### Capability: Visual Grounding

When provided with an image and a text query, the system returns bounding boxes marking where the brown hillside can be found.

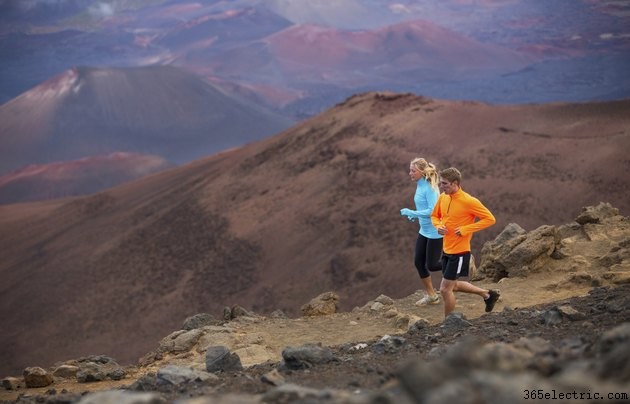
[0,152,172,204]
[0,92,628,377]
[0,203,628,402]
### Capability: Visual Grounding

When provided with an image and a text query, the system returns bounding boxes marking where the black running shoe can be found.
[484,289,500,312]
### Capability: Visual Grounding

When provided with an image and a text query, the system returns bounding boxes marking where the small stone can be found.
[557,305,586,321]
[2,377,23,390]
[23,367,54,388]
[205,346,243,372]
[261,369,285,386]
[53,365,80,379]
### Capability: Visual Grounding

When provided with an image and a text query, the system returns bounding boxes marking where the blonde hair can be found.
[411,157,439,190]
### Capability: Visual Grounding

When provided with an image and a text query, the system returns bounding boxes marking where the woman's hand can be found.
[400,208,416,222]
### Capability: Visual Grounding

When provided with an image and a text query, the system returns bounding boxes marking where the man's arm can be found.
[458,196,495,236]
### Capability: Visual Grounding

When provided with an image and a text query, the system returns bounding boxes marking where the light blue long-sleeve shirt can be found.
[406,178,442,239]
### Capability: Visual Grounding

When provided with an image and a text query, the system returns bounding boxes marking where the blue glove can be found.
[400,208,416,222]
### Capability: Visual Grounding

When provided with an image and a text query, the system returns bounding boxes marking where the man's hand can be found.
[437,225,448,235]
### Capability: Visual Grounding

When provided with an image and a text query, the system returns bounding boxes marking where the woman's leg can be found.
[426,237,443,291]
[426,237,443,272]
[415,235,438,300]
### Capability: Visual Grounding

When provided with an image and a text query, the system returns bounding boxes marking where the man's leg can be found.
[454,280,501,313]
[440,278,457,316]
[440,253,461,316]
[453,280,488,299]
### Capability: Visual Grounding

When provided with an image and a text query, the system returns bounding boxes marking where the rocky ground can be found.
[2,203,629,403]
[2,285,629,404]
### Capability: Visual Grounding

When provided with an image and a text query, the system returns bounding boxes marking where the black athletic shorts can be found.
[442,252,471,281]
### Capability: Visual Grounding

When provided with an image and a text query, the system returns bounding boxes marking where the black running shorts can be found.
[442,252,471,281]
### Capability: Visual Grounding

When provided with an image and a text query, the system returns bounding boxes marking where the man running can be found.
[431,167,500,317]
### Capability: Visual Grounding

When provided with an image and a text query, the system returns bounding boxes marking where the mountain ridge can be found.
[2,1,629,109]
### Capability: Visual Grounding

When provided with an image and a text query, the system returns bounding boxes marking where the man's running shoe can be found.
[484,289,501,312]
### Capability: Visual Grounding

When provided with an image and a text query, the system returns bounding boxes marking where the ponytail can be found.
[424,162,439,191]
[411,157,439,191]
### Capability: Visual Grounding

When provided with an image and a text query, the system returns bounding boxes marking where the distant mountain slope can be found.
[157,6,292,50]
[0,152,172,204]
[197,19,535,112]
[0,65,294,175]
[265,0,382,29]
[264,20,534,73]
[0,93,628,377]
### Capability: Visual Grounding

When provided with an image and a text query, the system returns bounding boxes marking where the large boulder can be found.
[478,203,628,282]
[478,224,559,281]
[301,291,339,317]
[575,202,619,225]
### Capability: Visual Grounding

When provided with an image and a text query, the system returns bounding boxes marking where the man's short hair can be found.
[440,167,462,185]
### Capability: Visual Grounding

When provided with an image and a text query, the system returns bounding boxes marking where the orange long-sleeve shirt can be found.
[431,188,496,254]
